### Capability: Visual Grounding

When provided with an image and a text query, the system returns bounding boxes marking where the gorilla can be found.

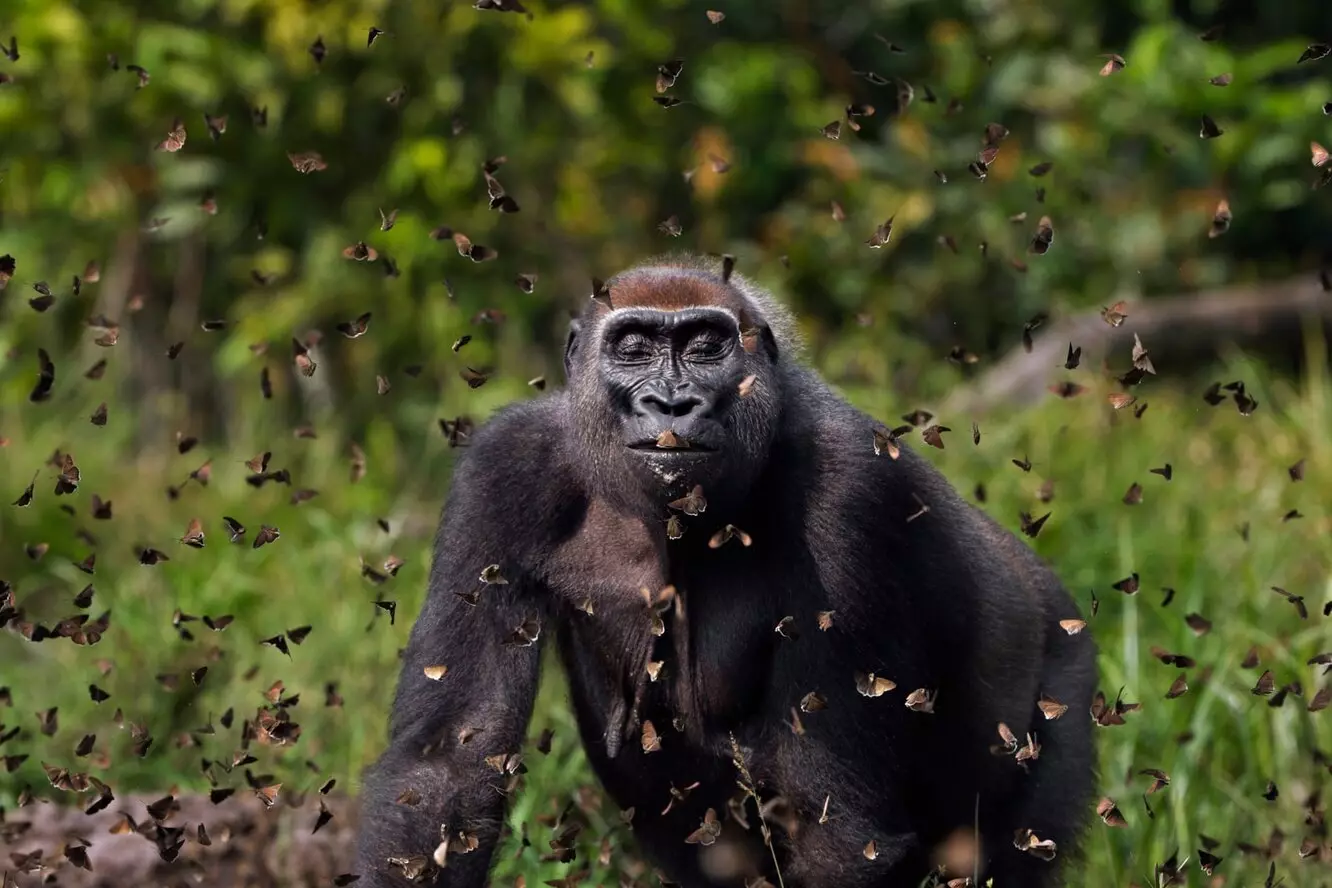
[354,255,1098,888]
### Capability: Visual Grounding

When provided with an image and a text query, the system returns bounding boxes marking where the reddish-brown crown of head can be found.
[597,266,757,329]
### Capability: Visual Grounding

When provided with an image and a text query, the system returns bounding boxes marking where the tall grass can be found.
[2,341,1329,886]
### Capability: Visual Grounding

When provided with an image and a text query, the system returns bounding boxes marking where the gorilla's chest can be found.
[550,502,786,749]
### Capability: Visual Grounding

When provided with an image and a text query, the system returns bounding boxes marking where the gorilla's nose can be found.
[635,389,706,419]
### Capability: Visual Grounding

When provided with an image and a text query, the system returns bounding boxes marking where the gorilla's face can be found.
[606,308,737,454]
[567,304,782,513]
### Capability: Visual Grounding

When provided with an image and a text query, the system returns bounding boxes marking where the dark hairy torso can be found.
[482,374,1084,885]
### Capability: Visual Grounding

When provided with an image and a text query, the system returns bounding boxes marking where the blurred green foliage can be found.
[2,0,1332,885]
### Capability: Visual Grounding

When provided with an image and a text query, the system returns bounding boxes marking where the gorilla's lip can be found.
[626,439,718,453]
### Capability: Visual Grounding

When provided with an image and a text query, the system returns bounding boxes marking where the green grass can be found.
[2,342,1330,887]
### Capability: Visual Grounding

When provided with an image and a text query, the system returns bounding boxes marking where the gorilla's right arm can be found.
[354,406,551,888]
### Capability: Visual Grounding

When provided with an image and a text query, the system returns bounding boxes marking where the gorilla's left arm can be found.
[760,403,1068,884]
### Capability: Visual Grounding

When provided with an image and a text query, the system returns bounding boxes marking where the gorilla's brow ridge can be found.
[601,306,742,342]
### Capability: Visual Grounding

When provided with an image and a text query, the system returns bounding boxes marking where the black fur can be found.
[354,257,1098,887]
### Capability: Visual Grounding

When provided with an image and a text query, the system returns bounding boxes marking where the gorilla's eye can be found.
[684,335,728,361]
[613,335,655,363]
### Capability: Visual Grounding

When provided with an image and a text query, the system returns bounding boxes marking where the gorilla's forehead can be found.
[602,266,758,328]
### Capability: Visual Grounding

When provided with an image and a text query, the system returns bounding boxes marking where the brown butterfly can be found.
[482,171,519,213]
[1164,674,1189,699]
[138,547,170,565]
[504,617,540,647]
[684,808,722,846]
[866,217,895,248]
[125,63,150,87]
[1049,381,1087,399]
[1248,669,1277,696]
[855,672,897,698]
[452,232,498,262]
[655,58,684,93]
[1090,688,1139,726]
[90,493,112,519]
[920,424,950,449]
[222,517,246,543]
[203,112,227,140]
[1029,216,1054,254]
[1099,54,1126,76]
[1014,828,1058,860]
[872,427,901,459]
[1037,695,1068,720]
[590,277,613,308]
[253,783,281,809]
[640,720,661,753]
[1201,205,1232,250]
[253,525,281,549]
[708,524,752,549]
[1107,392,1137,410]
[54,453,81,495]
[655,429,690,450]
[1300,43,1332,63]
[1096,797,1127,827]
[1100,301,1129,327]
[155,118,187,152]
[292,338,317,377]
[336,312,372,339]
[287,151,328,173]
[1015,733,1041,763]
[30,348,56,402]
[343,241,378,261]
[1271,585,1309,619]
[904,688,936,713]
[667,485,707,516]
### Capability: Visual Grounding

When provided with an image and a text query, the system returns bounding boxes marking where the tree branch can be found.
[942,276,1332,416]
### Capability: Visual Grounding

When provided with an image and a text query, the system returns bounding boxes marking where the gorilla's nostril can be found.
[669,397,702,417]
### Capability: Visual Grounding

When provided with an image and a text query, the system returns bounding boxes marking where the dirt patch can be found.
[2,792,362,887]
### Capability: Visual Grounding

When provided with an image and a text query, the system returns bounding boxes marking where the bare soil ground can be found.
[2,792,361,887]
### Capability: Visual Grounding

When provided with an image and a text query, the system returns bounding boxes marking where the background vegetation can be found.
[1,0,1330,885]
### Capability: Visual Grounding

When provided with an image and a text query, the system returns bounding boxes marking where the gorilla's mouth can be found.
[627,440,718,453]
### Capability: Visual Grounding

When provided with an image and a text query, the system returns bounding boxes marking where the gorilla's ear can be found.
[563,320,583,379]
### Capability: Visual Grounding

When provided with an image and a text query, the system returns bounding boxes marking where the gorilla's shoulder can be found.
[446,394,583,507]
[784,371,970,515]
[456,394,567,468]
